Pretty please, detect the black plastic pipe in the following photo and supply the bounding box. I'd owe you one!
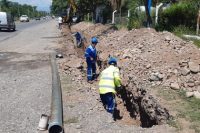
[48,53,63,133]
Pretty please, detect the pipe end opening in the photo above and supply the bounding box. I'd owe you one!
[49,125,63,133]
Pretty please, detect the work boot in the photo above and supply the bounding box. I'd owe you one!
[93,74,98,81]
[87,80,93,84]
[107,113,115,123]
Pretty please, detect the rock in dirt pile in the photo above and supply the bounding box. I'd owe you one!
[59,22,200,131]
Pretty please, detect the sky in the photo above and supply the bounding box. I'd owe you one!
[10,0,52,12]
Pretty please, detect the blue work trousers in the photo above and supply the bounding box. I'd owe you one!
[100,92,116,114]
[86,60,96,81]
[76,36,81,44]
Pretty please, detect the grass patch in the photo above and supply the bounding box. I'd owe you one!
[156,87,182,101]
[114,24,127,30]
[64,117,79,124]
[173,25,196,37]
[191,39,200,48]
[156,87,200,132]
[167,117,182,130]
[179,36,200,48]
[172,25,200,48]
[179,97,200,122]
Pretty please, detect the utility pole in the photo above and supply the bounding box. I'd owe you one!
[197,10,200,35]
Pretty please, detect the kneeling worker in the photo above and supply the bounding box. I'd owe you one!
[98,57,122,116]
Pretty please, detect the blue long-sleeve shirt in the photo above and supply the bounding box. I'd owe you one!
[75,32,82,42]
[85,45,97,62]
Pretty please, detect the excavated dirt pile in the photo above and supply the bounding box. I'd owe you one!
[60,22,200,131]
[97,27,200,126]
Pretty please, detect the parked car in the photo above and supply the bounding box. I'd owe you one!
[42,16,47,20]
[20,15,29,22]
[0,12,16,31]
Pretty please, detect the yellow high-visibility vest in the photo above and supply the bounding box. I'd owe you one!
[99,65,121,94]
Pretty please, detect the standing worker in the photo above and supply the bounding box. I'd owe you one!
[98,57,122,118]
[58,16,62,30]
[85,37,98,83]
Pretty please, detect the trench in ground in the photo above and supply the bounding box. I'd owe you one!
[64,26,170,128]
[115,86,170,128]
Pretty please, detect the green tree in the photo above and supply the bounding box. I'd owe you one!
[51,0,68,15]
[0,0,46,19]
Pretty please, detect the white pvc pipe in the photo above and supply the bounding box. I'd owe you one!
[183,34,200,40]
[155,3,163,24]
[112,10,117,24]
[128,10,130,18]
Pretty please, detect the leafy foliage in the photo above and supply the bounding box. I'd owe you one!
[156,88,200,133]
[51,0,68,15]
[51,0,110,15]
[0,0,46,18]
[157,1,198,31]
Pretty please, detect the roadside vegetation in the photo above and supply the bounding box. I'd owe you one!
[172,25,200,47]
[0,0,48,19]
[191,39,200,48]
[156,0,200,47]
[153,87,200,133]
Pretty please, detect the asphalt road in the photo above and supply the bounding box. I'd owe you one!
[0,19,50,42]
[0,19,61,133]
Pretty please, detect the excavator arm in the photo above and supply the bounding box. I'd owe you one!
[68,0,77,14]
[63,0,78,24]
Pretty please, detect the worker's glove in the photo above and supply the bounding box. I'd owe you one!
[97,60,102,69]
[90,57,94,61]
[116,86,122,91]
[90,57,95,63]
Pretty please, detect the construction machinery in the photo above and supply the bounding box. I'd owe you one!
[62,0,79,24]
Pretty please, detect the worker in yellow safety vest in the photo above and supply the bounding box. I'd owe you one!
[99,57,122,115]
